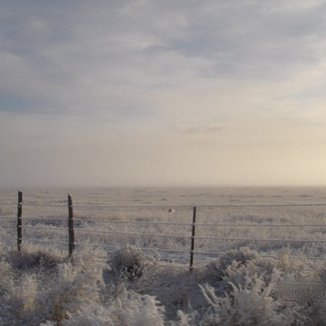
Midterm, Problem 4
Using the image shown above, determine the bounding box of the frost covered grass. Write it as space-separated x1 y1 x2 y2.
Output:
3 203 326 263
2 187 326 324
1 242 326 325
2 186 326 262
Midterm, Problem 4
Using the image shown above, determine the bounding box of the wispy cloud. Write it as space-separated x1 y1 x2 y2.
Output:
1 0 326 186
1 2 326 112
182 123 224 134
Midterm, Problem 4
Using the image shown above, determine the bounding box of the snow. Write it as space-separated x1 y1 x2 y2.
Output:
1 187 326 325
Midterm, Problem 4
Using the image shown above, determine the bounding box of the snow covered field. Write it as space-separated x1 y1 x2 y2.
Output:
1 187 326 324
1 187 326 263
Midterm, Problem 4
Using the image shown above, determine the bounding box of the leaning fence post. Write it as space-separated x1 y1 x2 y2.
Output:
68 194 75 257
189 206 197 272
17 191 23 251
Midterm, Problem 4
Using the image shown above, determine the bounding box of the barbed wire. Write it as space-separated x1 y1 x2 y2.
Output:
195 223 326 228
22 217 66 222
75 218 192 226
198 203 326 208
194 236 326 243
22 203 67 208
6 215 326 229
24 226 68 231
22 238 68 245
0 216 16 220
4 202 326 208
0 235 16 240
74 242 191 254
72 203 326 208
75 228 190 239
2 199 326 266
192 250 326 261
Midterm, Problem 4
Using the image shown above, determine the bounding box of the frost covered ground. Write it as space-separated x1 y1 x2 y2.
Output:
1 187 326 325
1 243 326 325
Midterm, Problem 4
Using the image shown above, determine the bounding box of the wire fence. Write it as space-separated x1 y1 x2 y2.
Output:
1 191 326 271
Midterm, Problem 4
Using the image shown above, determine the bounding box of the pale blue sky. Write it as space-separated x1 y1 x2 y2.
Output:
1 0 326 187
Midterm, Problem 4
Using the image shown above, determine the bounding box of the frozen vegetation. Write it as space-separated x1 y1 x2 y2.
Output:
1 242 326 325
1 187 326 324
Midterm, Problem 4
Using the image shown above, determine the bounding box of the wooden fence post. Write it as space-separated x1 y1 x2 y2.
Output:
17 191 23 251
68 194 75 257
189 206 197 272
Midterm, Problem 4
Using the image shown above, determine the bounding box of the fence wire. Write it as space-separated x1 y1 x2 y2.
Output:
2 198 326 265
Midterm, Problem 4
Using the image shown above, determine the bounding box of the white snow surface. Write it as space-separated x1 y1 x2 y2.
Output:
1 187 326 325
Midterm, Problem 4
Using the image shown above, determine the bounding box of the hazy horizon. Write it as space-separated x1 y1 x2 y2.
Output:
1 1 326 188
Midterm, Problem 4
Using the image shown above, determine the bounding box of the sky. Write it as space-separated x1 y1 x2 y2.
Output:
1 0 326 187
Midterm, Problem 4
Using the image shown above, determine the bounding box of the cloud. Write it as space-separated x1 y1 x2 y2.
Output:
182 123 224 134
2 0 326 118
1 0 326 186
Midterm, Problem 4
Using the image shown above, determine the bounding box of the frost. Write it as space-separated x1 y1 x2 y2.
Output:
0 241 325 325
109 245 156 281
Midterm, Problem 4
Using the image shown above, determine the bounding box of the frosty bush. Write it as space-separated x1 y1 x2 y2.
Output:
110 245 156 281
206 247 259 282
1 240 326 325
0 245 107 325
38 261 103 323
0 259 13 296
104 286 165 326
199 277 296 326
0 263 42 325
40 286 166 326
222 257 280 292
8 249 64 273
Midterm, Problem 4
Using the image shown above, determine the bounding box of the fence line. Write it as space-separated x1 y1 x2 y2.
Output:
194 236 326 243
4 202 326 208
196 223 326 227
24 226 68 231
1 191 326 271
17 191 22 251
75 228 191 238
74 219 192 226
22 217 66 222
68 194 75 257
189 206 197 272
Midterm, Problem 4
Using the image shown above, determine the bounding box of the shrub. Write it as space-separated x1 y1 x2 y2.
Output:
206 247 259 282
109 245 155 281
8 250 63 273
199 277 297 326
